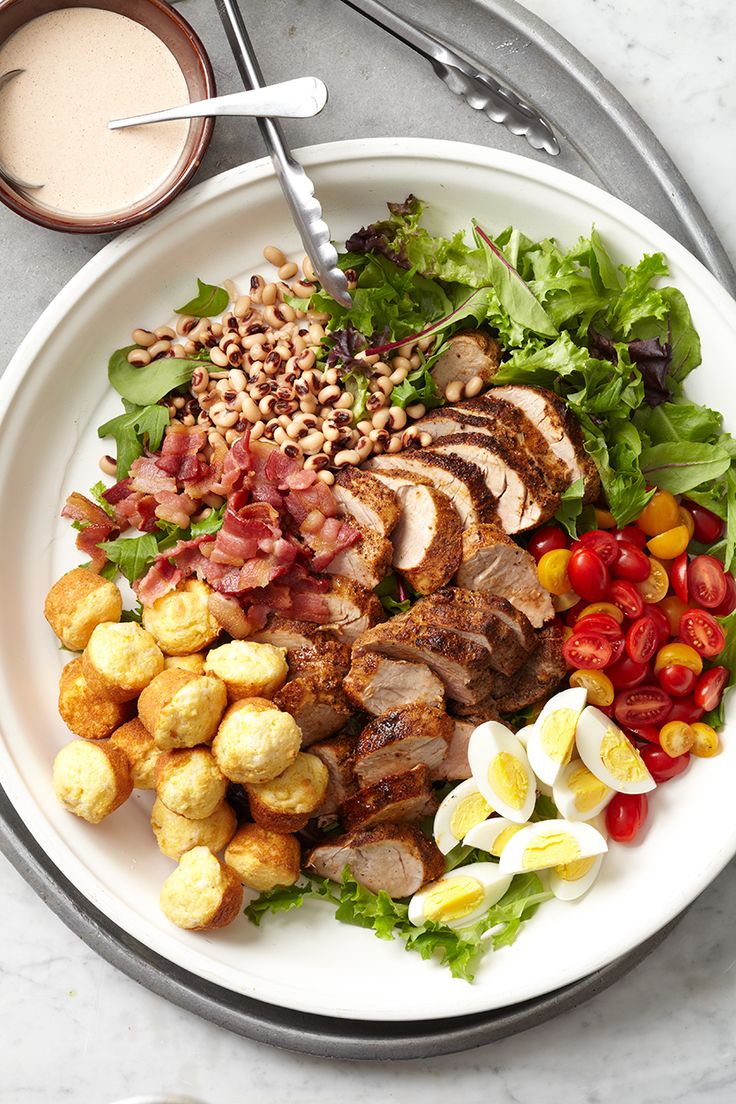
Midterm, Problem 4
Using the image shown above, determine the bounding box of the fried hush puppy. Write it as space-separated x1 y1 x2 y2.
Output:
204 640 288 702
44 567 122 651
150 796 236 861
142 580 221 656
58 657 130 740
109 717 161 790
212 698 301 784
245 752 329 833
156 747 228 820
159 846 243 931
224 823 301 892
82 622 164 703
53 740 132 824
163 653 206 675
138 668 227 750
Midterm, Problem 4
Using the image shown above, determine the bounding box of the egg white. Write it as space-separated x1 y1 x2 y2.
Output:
549 853 604 901
526 687 587 786
468 721 537 823
498 818 608 875
433 779 493 855
407 862 513 929
463 816 525 858
576 706 656 795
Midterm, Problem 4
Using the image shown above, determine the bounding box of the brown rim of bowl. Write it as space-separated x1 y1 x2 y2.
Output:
0 0 216 234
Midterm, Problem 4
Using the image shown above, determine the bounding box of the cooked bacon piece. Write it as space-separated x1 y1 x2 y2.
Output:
332 468 401 537
354 703 453 786
344 653 445 716
156 427 208 482
102 479 132 506
154 490 197 529
309 733 357 815
306 823 445 897
128 456 176 496
299 510 362 572
134 557 182 606
456 524 554 628
339 764 435 832
61 492 119 572
207 593 253 639
210 502 282 566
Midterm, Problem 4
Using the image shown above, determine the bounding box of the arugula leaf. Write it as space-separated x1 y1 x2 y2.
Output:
89 480 115 519
390 361 443 411
190 504 226 538
120 603 143 624
553 477 585 538
108 346 202 407
639 442 731 495
98 401 170 479
175 278 229 318
97 533 159 584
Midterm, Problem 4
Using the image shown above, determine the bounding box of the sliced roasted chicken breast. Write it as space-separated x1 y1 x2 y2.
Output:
333 468 401 537
431 331 502 392
306 822 445 898
457 523 554 628
324 523 394 590
344 652 446 716
365 452 494 530
389 482 462 594
490 619 567 712
339 764 436 832
310 733 357 815
413 588 536 675
321 577 385 644
354 703 453 786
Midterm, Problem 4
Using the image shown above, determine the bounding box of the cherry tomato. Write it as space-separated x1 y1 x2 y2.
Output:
569 669 615 706
693 666 729 712
644 604 670 646
682 500 725 544
580 529 620 567
711 573 736 617
528 525 569 562
614 685 672 727
688 555 728 609
627 724 661 745
575 613 625 641
537 549 572 595
636 558 669 604
660 595 688 635
626 616 659 664
609 580 645 621
606 793 649 843
679 608 726 657
608 654 650 689
554 590 581 612
636 490 680 537
658 720 695 757
563 630 613 670
666 696 704 725
567 546 610 603
656 663 697 698
594 507 616 529
670 552 689 604
691 722 720 758
613 525 648 550
576 602 624 624
565 600 589 626
646 524 691 560
654 642 703 675
641 745 690 783
612 540 650 583
679 507 695 540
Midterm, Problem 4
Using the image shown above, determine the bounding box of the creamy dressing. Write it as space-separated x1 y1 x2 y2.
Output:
0 7 190 216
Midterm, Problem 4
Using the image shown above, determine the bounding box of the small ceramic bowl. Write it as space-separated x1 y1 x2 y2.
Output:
0 0 215 233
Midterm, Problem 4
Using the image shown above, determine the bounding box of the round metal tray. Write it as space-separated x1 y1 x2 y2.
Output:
0 0 728 1060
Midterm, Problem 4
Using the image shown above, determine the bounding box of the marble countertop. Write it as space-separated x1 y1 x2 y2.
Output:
2 1 735 1101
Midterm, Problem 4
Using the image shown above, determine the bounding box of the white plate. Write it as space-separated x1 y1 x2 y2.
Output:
1 138 735 1022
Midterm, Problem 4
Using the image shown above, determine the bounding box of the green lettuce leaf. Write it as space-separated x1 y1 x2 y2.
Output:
703 608 736 728
553 477 586 538
190 503 226 538
98 400 170 479
639 442 731 495
175 277 229 318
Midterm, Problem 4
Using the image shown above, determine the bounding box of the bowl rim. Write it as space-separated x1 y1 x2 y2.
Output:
0 0 216 233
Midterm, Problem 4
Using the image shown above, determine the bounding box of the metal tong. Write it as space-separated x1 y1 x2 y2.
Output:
338 0 559 156
214 0 352 308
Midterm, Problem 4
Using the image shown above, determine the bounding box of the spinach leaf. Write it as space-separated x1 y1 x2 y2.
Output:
97 533 159 584
639 442 731 495
108 346 202 406
661 287 701 381
175 278 229 318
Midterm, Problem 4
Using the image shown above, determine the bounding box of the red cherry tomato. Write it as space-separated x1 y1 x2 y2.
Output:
626 616 659 664
613 525 648 550
644 604 670 646
679 608 726 657
579 529 620 567
527 525 569 562
562 630 613 670
606 793 649 843
641 746 690 784
666 696 704 724
627 725 661 745
693 666 730 712
712 573 736 617
614 685 672 727
574 613 624 640
607 654 650 689
656 663 697 698
682 500 725 544
608 580 645 621
567 546 610 603
670 553 689 604
688 555 728 609
612 540 651 583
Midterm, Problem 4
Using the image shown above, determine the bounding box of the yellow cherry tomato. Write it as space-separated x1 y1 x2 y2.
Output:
576 602 624 624
646 524 691 560
553 590 580 612
690 722 720 758
570 669 615 707
660 595 688 635
594 507 616 529
636 557 669 603
562 625 574 643
654 642 703 675
538 549 572 596
637 490 681 537
658 721 695 758
679 506 695 540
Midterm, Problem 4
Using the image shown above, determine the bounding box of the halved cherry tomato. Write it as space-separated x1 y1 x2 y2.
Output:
576 602 624 624
567 546 610 602
636 558 669 604
693 666 729 712
666 696 704 724
528 525 569 562
594 507 616 529
537 549 572 595
637 490 680 537
626 724 660 745
679 507 695 540
658 720 695 757
688 555 728 609
670 552 689 604
570 669 615 706
641 745 690 783
614 685 672 727
644 604 670 646
562 630 613 670
656 663 697 698
575 613 624 641
579 529 620 567
646 524 691 560
613 525 648 550
654 642 703 675
682 500 725 544
606 793 649 843
626 616 659 664
612 540 650 583
660 595 688 635
609 580 645 621
691 722 720 758
712 573 736 617
679 608 726 657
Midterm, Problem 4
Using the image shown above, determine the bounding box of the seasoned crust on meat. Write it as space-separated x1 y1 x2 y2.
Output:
44 567 122 651
354 703 453 785
273 675 353 746
251 617 332 651
333 468 401 537
339 764 435 832
492 620 567 712
413 588 535 676
82 622 164 703
287 638 352 680
138 668 227 750
224 823 301 891
150 796 237 860
53 739 132 824
245 752 329 833
142 579 221 655
306 822 445 898
366 451 495 530
389 481 463 594
344 652 445 715
109 717 161 789
58 657 131 740
160 846 243 931
324 523 395 590
321 577 385 643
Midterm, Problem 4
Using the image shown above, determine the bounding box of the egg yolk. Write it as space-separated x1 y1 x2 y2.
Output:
521 831 581 871
539 708 579 765
489 752 528 810
601 728 648 782
449 793 493 840
568 762 611 813
554 855 597 882
490 824 523 857
422 876 485 923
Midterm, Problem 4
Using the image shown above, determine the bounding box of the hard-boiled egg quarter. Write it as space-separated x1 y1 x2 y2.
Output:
498 818 608 875
549 853 604 901
553 758 614 822
433 779 493 855
468 721 537 823
463 816 524 858
576 706 656 794
526 687 587 786
407 863 513 929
